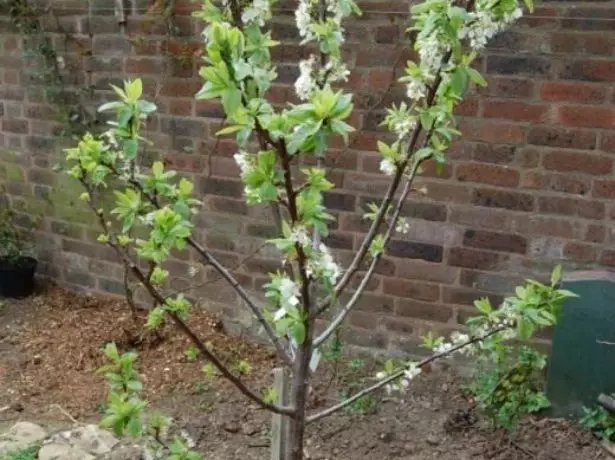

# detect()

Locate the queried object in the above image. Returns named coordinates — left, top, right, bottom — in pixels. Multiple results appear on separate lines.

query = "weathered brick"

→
left=486, top=55, right=551, bottom=76
left=600, top=250, right=615, bottom=267
left=542, top=150, right=612, bottom=175
left=550, top=32, right=614, bottom=56
left=593, top=180, right=615, bottom=198
left=522, top=171, right=590, bottom=196
left=382, top=278, right=440, bottom=302
left=483, top=101, right=550, bottom=123
left=92, top=35, right=132, bottom=55
left=538, top=196, right=605, bottom=220
left=472, top=188, right=535, bottom=212
left=585, top=224, right=605, bottom=244
left=514, top=215, right=580, bottom=239
left=2, top=119, right=28, bottom=134
left=460, top=269, right=523, bottom=293
left=387, top=240, right=443, bottom=263
left=527, top=126, right=596, bottom=150
left=482, top=76, right=535, bottom=99
left=558, top=106, right=615, bottom=129
left=561, top=60, right=615, bottom=82
left=456, top=163, right=519, bottom=187
left=602, top=132, right=615, bottom=153
left=395, top=258, right=458, bottom=284
left=449, top=206, right=513, bottom=231
left=540, top=81, right=608, bottom=103
left=561, top=7, right=615, bottom=31
left=395, top=298, right=453, bottom=323
left=564, top=241, right=598, bottom=262
left=459, top=120, right=525, bottom=144
left=442, top=287, right=503, bottom=307
left=448, top=247, right=503, bottom=270
left=463, top=229, right=527, bottom=254
left=160, top=117, right=207, bottom=138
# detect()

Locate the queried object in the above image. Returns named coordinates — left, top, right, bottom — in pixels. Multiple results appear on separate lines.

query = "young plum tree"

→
left=63, top=0, right=575, bottom=458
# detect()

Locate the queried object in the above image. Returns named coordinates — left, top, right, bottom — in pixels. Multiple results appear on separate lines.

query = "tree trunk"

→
left=286, top=332, right=313, bottom=459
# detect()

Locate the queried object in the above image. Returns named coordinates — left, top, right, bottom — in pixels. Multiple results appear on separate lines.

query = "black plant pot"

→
left=0, top=256, right=37, bottom=299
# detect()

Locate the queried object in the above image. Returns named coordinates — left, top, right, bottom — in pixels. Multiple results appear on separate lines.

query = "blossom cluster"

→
left=293, top=0, right=354, bottom=99
left=377, top=362, right=422, bottom=394
left=459, top=7, right=523, bottom=51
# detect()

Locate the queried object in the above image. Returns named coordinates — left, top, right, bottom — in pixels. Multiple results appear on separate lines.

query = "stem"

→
left=323, top=48, right=454, bottom=314
left=307, top=327, right=505, bottom=423
left=314, top=157, right=422, bottom=347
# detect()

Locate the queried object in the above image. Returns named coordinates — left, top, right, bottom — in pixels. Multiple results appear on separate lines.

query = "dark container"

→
left=0, top=256, right=37, bottom=298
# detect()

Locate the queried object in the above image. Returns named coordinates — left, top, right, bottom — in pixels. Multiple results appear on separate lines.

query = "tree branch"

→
left=324, top=48, right=454, bottom=313
left=80, top=178, right=293, bottom=415
left=314, top=157, right=423, bottom=347
left=307, top=327, right=505, bottom=423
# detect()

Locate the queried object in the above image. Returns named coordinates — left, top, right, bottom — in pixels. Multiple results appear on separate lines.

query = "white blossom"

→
left=241, top=0, right=270, bottom=26
left=393, top=117, right=416, bottom=137
left=380, top=158, right=396, bottom=176
left=451, top=331, right=470, bottom=345
left=435, top=342, right=453, bottom=354
left=395, top=218, right=410, bottom=235
left=233, top=151, right=252, bottom=175
left=406, top=77, right=428, bottom=101
left=318, top=243, right=341, bottom=284
left=295, top=55, right=317, bottom=100
left=376, top=371, right=387, bottom=380
left=460, top=8, right=524, bottom=51
left=405, top=362, right=422, bottom=380
left=289, top=228, right=311, bottom=246
left=417, top=36, right=441, bottom=78
left=295, top=0, right=314, bottom=41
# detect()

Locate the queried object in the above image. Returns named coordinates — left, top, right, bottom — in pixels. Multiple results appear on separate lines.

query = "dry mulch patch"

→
left=0, top=285, right=607, bottom=459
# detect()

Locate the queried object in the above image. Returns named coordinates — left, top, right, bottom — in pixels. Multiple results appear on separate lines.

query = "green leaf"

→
left=216, top=124, right=245, bottom=136
left=222, top=87, right=242, bottom=117
left=152, top=161, right=164, bottom=177
left=126, top=380, right=143, bottom=392
left=98, top=101, right=124, bottom=113
left=550, top=265, right=562, bottom=287
left=179, top=178, right=194, bottom=196
left=123, top=139, right=138, bottom=161
left=291, top=321, right=306, bottom=344
left=450, top=68, right=468, bottom=96
left=467, top=67, right=487, bottom=87
left=414, top=147, right=433, bottom=161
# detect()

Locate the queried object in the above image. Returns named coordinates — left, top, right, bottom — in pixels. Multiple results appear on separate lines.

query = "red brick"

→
left=600, top=250, right=615, bottom=267
left=585, top=224, right=605, bottom=244
left=463, top=229, right=527, bottom=254
left=472, top=187, right=535, bottom=212
left=521, top=171, right=590, bottom=196
left=482, top=76, right=534, bottom=99
left=456, top=163, right=519, bottom=187
left=125, top=57, right=166, bottom=75
left=382, top=278, right=440, bottom=302
left=442, top=287, right=504, bottom=307
left=542, top=150, right=613, bottom=175
left=2, top=118, right=28, bottom=134
left=395, top=259, right=458, bottom=284
left=527, top=126, right=596, bottom=150
left=539, top=81, right=607, bottom=103
left=550, top=32, right=614, bottom=57
left=395, top=298, right=453, bottom=323
left=483, top=101, right=550, bottom=122
left=448, top=247, right=504, bottom=270
left=558, top=106, right=615, bottom=129
left=159, top=79, right=202, bottom=97
left=449, top=206, right=513, bottom=231
left=538, top=196, right=605, bottom=220
left=513, top=216, right=578, bottom=239
left=593, top=180, right=615, bottom=198
left=459, top=120, right=526, bottom=144
left=561, top=60, right=615, bottom=82
left=564, top=242, right=598, bottom=262
left=601, top=132, right=615, bottom=153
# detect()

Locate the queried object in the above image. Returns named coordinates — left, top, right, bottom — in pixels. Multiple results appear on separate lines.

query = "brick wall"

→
left=1, top=0, right=614, bottom=353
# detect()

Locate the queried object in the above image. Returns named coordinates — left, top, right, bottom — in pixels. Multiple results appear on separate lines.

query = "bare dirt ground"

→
left=0, top=285, right=606, bottom=459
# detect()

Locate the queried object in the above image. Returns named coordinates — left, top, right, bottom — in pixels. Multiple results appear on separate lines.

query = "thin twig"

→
left=307, top=327, right=505, bottom=423
left=51, top=404, right=80, bottom=425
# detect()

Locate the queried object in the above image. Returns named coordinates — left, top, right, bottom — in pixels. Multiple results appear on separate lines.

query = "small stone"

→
left=0, top=422, right=48, bottom=454
left=223, top=422, right=240, bottom=433
left=241, top=423, right=259, bottom=436
left=39, top=442, right=95, bottom=460
left=425, top=435, right=440, bottom=446
left=379, top=432, right=394, bottom=443
left=32, top=355, right=42, bottom=364
left=10, top=402, right=24, bottom=412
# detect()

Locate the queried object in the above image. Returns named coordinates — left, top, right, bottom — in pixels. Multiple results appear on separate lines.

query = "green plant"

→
left=97, top=343, right=202, bottom=459
left=233, top=359, right=252, bottom=375
left=3, top=446, right=38, bottom=460
left=580, top=406, right=615, bottom=442
left=469, top=346, right=550, bottom=430
left=0, top=203, right=32, bottom=264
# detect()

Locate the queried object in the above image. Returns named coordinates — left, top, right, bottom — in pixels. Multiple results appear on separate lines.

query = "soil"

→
left=0, top=285, right=607, bottom=459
